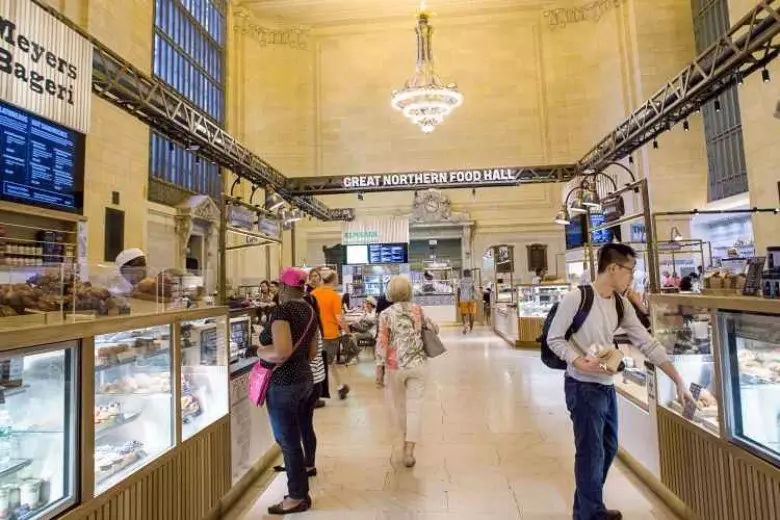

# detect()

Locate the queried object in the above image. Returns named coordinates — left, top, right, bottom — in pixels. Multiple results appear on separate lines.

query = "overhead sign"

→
left=343, top=168, right=519, bottom=190
left=286, top=165, right=579, bottom=196
left=342, top=218, right=409, bottom=245
left=0, top=0, right=93, bottom=134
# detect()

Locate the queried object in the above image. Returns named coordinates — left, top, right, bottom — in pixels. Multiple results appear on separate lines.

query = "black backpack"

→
left=539, top=285, right=624, bottom=370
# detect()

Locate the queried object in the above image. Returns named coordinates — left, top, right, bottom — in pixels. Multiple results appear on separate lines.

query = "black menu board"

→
left=0, top=100, right=84, bottom=212
left=200, top=327, right=218, bottom=366
left=368, top=243, right=408, bottom=264
left=230, top=319, right=250, bottom=350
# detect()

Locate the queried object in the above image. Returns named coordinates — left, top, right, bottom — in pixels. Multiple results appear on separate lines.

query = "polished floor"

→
left=225, top=328, right=679, bottom=520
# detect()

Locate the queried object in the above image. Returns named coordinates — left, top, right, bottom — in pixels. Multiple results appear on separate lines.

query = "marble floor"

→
left=224, top=328, right=679, bottom=520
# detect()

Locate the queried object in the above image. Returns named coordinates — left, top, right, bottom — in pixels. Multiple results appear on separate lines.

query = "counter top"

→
left=231, top=356, right=259, bottom=377
left=649, top=293, right=780, bottom=314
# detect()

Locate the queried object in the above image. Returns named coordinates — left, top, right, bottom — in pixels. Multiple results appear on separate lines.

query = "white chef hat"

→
left=115, top=248, right=145, bottom=267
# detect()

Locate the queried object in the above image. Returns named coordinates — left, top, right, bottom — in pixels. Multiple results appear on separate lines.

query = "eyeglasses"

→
left=615, top=263, right=636, bottom=274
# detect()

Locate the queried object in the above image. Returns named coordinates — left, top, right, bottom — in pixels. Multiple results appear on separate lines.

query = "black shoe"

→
left=314, top=399, right=326, bottom=409
left=338, top=385, right=350, bottom=400
left=267, top=496, right=311, bottom=515
left=599, top=510, right=622, bottom=520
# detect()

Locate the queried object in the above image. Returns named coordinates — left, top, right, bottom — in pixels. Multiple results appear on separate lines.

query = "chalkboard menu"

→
left=200, top=327, right=218, bottom=366
left=368, top=243, right=408, bottom=264
left=0, top=100, right=84, bottom=212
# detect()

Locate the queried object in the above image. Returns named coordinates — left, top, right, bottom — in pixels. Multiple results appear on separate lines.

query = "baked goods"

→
left=95, top=441, right=147, bottom=483
left=181, top=394, right=202, bottom=423
left=96, top=373, right=171, bottom=395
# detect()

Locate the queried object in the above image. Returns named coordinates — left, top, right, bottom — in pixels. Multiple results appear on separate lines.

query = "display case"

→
left=516, top=284, right=569, bottom=317
left=180, top=316, right=229, bottom=441
left=0, top=342, right=77, bottom=520
left=93, top=324, right=174, bottom=494
left=720, top=311, right=780, bottom=465
left=614, top=341, right=650, bottom=409
left=651, top=298, right=719, bottom=435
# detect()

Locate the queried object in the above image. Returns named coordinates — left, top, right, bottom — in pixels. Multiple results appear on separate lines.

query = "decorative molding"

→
left=542, top=0, right=626, bottom=30
left=234, top=9, right=310, bottom=50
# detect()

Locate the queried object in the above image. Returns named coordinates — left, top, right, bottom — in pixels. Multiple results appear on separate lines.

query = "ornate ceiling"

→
left=236, top=0, right=549, bottom=26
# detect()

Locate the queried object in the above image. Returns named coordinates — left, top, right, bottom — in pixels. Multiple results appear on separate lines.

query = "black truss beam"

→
left=579, top=0, right=780, bottom=172
left=31, top=0, right=352, bottom=222
left=285, top=165, right=580, bottom=196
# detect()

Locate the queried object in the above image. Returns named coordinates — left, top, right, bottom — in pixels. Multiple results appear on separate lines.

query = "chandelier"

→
left=391, top=6, right=463, bottom=133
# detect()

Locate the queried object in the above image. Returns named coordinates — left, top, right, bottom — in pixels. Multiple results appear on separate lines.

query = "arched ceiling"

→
left=236, top=0, right=551, bottom=26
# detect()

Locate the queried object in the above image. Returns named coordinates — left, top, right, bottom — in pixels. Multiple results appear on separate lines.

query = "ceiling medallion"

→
left=390, top=3, right=463, bottom=133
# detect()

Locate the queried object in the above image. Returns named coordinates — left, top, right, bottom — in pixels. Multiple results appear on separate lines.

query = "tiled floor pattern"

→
left=224, top=328, right=679, bottom=520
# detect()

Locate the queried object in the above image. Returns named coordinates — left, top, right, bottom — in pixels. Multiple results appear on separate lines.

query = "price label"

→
left=682, top=383, right=702, bottom=420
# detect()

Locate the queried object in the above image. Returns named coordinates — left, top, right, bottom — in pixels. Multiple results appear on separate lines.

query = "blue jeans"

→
left=267, top=381, right=314, bottom=500
left=564, top=376, right=619, bottom=520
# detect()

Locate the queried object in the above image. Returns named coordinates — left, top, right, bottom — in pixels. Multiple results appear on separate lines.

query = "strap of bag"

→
left=293, top=305, right=316, bottom=352
left=566, top=285, right=625, bottom=341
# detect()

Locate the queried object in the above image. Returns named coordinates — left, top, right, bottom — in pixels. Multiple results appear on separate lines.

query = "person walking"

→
left=457, top=269, right=477, bottom=334
left=306, top=268, right=330, bottom=405
left=376, top=276, right=436, bottom=468
left=548, top=244, right=695, bottom=520
left=312, top=269, right=351, bottom=399
left=256, top=268, right=319, bottom=515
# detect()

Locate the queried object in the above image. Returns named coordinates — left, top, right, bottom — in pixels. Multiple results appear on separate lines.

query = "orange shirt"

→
left=311, top=286, right=342, bottom=340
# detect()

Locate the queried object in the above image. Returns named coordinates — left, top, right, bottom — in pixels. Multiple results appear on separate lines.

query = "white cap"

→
left=115, top=248, right=145, bottom=267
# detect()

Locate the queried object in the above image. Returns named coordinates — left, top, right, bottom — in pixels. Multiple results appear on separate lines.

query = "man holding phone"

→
left=548, top=243, right=695, bottom=520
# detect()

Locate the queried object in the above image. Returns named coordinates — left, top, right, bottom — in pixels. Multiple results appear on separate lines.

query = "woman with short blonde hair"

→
left=376, top=275, right=438, bottom=468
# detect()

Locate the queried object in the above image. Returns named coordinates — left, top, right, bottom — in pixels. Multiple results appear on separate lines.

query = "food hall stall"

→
left=0, top=262, right=235, bottom=520
left=613, top=293, right=780, bottom=519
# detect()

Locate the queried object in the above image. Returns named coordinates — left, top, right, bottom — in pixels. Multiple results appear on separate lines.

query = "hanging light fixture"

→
left=391, top=2, right=463, bottom=133
left=554, top=206, right=571, bottom=226
left=265, top=191, right=285, bottom=212
left=569, top=192, right=588, bottom=215
left=580, top=181, right=601, bottom=210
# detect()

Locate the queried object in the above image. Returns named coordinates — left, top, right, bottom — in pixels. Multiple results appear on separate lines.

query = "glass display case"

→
left=652, top=300, right=719, bottom=435
left=516, top=284, right=570, bottom=317
left=0, top=342, right=77, bottom=520
left=180, top=316, right=229, bottom=441
left=615, top=342, right=650, bottom=409
left=721, top=311, right=780, bottom=464
left=93, top=324, right=174, bottom=494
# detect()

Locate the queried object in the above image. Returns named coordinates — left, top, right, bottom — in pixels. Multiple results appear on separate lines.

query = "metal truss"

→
left=32, top=0, right=351, bottom=222
left=285, top=165, right=580, bottom=196
left=579, top=0, right=780, bottom=172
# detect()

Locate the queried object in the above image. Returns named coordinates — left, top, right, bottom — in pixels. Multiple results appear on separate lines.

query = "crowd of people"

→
left=250, top=243, right=696, bottom=520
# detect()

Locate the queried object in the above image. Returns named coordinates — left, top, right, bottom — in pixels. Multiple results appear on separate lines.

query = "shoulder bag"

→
left=418, top=306, right=447, bottom=358
left=248, top=304, right=315, bottom=407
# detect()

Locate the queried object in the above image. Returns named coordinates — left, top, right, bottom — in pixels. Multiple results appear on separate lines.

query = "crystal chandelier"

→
left=391, top=5, right=463, bottom=133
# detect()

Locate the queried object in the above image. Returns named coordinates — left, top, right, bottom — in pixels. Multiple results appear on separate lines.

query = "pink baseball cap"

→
left=279, top=267, right=308, bottom=288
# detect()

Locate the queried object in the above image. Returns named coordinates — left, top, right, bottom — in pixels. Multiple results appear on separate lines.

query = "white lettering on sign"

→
left=343, top=169, right=519, bottom=189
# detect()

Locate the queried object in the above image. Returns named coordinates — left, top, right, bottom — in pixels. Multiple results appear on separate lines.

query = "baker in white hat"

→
left=110, top=248, right=148, bottom=296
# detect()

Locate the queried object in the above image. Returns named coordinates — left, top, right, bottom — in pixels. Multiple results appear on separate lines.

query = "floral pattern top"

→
left=377, top=302, right=428, bottom=371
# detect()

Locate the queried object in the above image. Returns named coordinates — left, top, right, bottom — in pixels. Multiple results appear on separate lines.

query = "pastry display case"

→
left=180, top=316, right=229, bottom=441
left=651, top=298, right=719, bottom=436
left=720, top=311, right=780, bottom=465
left=516, top=284, right=570, bottom=317
left=614, top=341, right=650, bottom=410
left=93, top=324, right=174, bottom=494
left=0, top=342, right=77, bottom=520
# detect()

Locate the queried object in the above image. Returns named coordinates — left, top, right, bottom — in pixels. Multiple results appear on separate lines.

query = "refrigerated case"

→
left=342, top=264, right=411, bottom=308
left=0, top=342, right=77, bottom=520
left=180, top=316, right=229, bottom=441
left=93, top=324, right=174, bottom=494
left=720, top=311, right=780, bottom=465
left=515, top=283, right=570, bottom=347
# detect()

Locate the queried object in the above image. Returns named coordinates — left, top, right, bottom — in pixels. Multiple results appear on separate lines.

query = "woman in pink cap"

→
left=256, top=267, right=319, bottom=515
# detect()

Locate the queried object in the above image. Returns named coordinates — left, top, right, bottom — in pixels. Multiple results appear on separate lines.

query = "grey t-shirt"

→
left=547, top=286, right=670, bottom=385
left=459, top=277, right=475, bottom=301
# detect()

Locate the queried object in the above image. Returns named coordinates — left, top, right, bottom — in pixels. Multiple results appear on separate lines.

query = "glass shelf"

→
left=180, top=316, right=229, bottom=441
left=93, top=324, right=174, bottom=495
left=516, top=284, right=570, bottom=318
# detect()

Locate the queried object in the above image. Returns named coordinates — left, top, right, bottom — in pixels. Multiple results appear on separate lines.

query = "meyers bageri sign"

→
left=0, top=0, right=93, bottom=134
left=343, top=168, right=518, bottom=189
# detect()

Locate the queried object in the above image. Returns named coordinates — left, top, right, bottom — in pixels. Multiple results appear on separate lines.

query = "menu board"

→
left=230, top=318, right=250, bottom=351
left=0, top=100, right=83, bottom=212
left=368, top=243, right=408, bottom=264
left=590, top=212, right=621, bottom=245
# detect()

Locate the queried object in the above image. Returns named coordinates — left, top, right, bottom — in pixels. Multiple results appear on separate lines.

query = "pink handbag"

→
left=248, top=306, right=315, bottom=407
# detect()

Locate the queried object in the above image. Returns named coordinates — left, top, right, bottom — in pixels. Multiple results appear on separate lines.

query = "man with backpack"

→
left=545, top=243, right=695, bottom=520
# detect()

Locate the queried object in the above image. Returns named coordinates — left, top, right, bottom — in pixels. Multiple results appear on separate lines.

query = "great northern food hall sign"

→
left=0, top=0, right=93, bottom=133
left=285, top=165, right=579, bottom=195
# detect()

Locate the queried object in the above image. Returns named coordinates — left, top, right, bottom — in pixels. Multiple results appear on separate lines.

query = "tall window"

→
left=151, top=0, right=225, bottom=201
left=691, top=0, right=749, bottom=201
